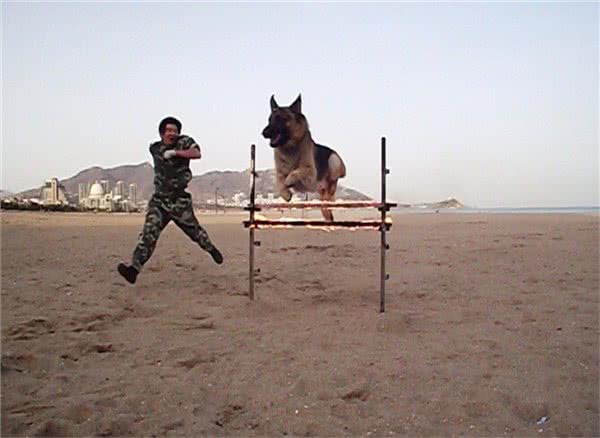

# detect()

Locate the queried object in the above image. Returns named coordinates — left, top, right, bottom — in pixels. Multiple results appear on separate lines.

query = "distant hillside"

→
left=16, top=164, right=371, bottom=203
left=434, top=198, right=464, bottom=209
left=413, top=198, right=465, bottom=209
left=15, top=162, right=155, bottom=201
left=13, top=163, right=468, bottom=208
left=189, top=168, right=371, bottom=201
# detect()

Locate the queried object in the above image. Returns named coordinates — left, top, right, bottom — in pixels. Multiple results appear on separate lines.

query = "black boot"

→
left=118, top=263, right=139, bottom=284
left=209, top=247, right=223, bottom=264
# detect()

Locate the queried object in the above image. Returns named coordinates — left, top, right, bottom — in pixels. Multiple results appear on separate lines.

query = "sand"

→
left=1, top=211, right=598, bottom=437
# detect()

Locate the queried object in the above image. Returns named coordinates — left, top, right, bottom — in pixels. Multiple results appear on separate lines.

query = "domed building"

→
left=81, top=181, right=115, bottom=211
left=78, top=180, right=138, bottom=212
left=89, top=182, right=104, bottom=197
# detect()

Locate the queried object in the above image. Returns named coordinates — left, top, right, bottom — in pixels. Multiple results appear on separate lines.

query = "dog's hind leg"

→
left=319, top=180, right=337, bottom=222
left=319, top=196, right=334, bottom=221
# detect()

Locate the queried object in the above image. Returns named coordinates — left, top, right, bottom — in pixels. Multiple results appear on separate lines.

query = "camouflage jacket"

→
left=149, top=135, right=199, bottom=196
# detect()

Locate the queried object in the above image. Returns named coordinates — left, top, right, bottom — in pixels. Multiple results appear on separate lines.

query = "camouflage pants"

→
left=131, top=192, right=215, bottom=271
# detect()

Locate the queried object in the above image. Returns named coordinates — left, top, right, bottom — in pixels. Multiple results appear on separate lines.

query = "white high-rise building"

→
left=100, top=180, right=110, bottom=195
left=41, top=178, right=67, bottom=205
left=128, top=183, right=138, bottom=205
left=114, top=180, right=126, bottom=198
left=78, top=183, right=89, bottom=204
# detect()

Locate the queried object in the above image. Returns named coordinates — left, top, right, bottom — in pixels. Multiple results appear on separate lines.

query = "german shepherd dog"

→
left=261, top=94, right=346, bottom=221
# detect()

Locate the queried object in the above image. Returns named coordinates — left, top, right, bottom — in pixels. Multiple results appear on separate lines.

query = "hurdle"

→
left=244, top=137, right=397, bottom=312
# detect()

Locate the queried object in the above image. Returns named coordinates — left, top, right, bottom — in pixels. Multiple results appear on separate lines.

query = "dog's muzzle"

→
left=262, top=126, right=281, bottom=148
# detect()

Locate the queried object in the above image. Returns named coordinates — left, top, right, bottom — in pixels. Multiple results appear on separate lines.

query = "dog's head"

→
left=262, top=94, right=308, bottom=148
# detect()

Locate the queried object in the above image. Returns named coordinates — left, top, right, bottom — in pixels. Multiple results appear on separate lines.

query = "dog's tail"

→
left=328, top=153, right=346, bottom=180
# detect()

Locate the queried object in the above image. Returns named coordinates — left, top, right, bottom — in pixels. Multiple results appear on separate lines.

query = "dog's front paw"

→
left=280, top=188, right=292, bottom=202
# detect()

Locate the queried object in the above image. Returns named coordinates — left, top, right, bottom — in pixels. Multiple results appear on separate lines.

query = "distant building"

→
left=100, top=179, right=110, bottom=195
left=226, top=191, right=288, bottom=207
left=232, top=192, right=247, bottom=207
left=78, top=180, right=137, bottom=212
left=114, top=180, right=126, bottom=198
left=40, top=178, right=67, bottom=205
left=83, top=181, right=113, bottom=211
left=128, top=183, right=137, bottom=205
left=78, top=182, right=89, bottom=202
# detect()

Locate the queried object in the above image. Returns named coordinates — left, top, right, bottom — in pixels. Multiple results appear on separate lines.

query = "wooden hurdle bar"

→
left=244, top=137, right=396, bottom=312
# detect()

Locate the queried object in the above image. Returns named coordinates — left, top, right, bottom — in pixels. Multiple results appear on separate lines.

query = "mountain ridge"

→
left=14, top=163, right=371, bottom=203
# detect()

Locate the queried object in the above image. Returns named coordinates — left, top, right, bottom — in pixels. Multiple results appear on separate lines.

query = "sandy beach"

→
left=1, top=211, right=598, bottom=437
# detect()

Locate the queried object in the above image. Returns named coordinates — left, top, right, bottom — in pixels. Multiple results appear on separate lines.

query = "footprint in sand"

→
left=168, top=320, right=215, bottom=331
left=341, top=387, right=370, bottom=402
left=35, top=419, right=71, bottom=437
left=65, top=403, right=93, bottom=425
left=161, top=418, right=185, bottom=434
left=177, top=353, right=217, bottom=370
left=215, top=403, right=245, bottom=427
left=1, top=352, right=38, bottom=373
left=5, top=317, right=55, bottom=340
left=96, top=415, right=135, bottom=436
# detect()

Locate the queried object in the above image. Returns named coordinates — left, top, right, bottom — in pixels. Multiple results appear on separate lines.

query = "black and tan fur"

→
left=261, top=94, right=346, bottom=221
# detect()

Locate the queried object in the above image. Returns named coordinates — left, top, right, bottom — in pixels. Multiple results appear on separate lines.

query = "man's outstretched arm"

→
left=164, top=145, right=201, bottom=160
left=175, top=147, right=201, bottom=159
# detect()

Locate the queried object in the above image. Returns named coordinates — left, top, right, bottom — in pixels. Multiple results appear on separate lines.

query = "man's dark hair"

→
left=159, top=117, right=182, bottom=135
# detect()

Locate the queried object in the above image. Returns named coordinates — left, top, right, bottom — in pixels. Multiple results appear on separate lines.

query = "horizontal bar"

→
left=243, top=219, right=392, bottom=230
left=246, top=201, right=398, bottom=210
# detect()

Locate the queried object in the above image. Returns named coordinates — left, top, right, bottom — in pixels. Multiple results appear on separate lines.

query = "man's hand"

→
left=163, top=150, right=177, bottom=159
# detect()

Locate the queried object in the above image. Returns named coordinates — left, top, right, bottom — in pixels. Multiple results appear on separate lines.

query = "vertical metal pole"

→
left=249, top=145, right=256, bottom=300
left=215, top=187, right=219, bottom=214
left=380, top=137, right=387, bottom=313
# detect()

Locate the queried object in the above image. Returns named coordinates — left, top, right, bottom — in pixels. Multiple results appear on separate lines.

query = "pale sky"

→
left=2, top=2, right=598, bottom=207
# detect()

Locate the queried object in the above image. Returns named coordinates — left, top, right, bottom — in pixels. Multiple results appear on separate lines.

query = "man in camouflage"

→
left=118, top=117, right=223, bottom=284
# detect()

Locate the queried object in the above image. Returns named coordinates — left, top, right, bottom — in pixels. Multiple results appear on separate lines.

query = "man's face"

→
left=161, top=124, right=179, bottom=145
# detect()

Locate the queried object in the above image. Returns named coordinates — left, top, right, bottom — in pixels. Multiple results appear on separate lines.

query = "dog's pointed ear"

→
left=289, top=94, right=302, bottom=113
left=270, top=95, right=279, bottom=111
